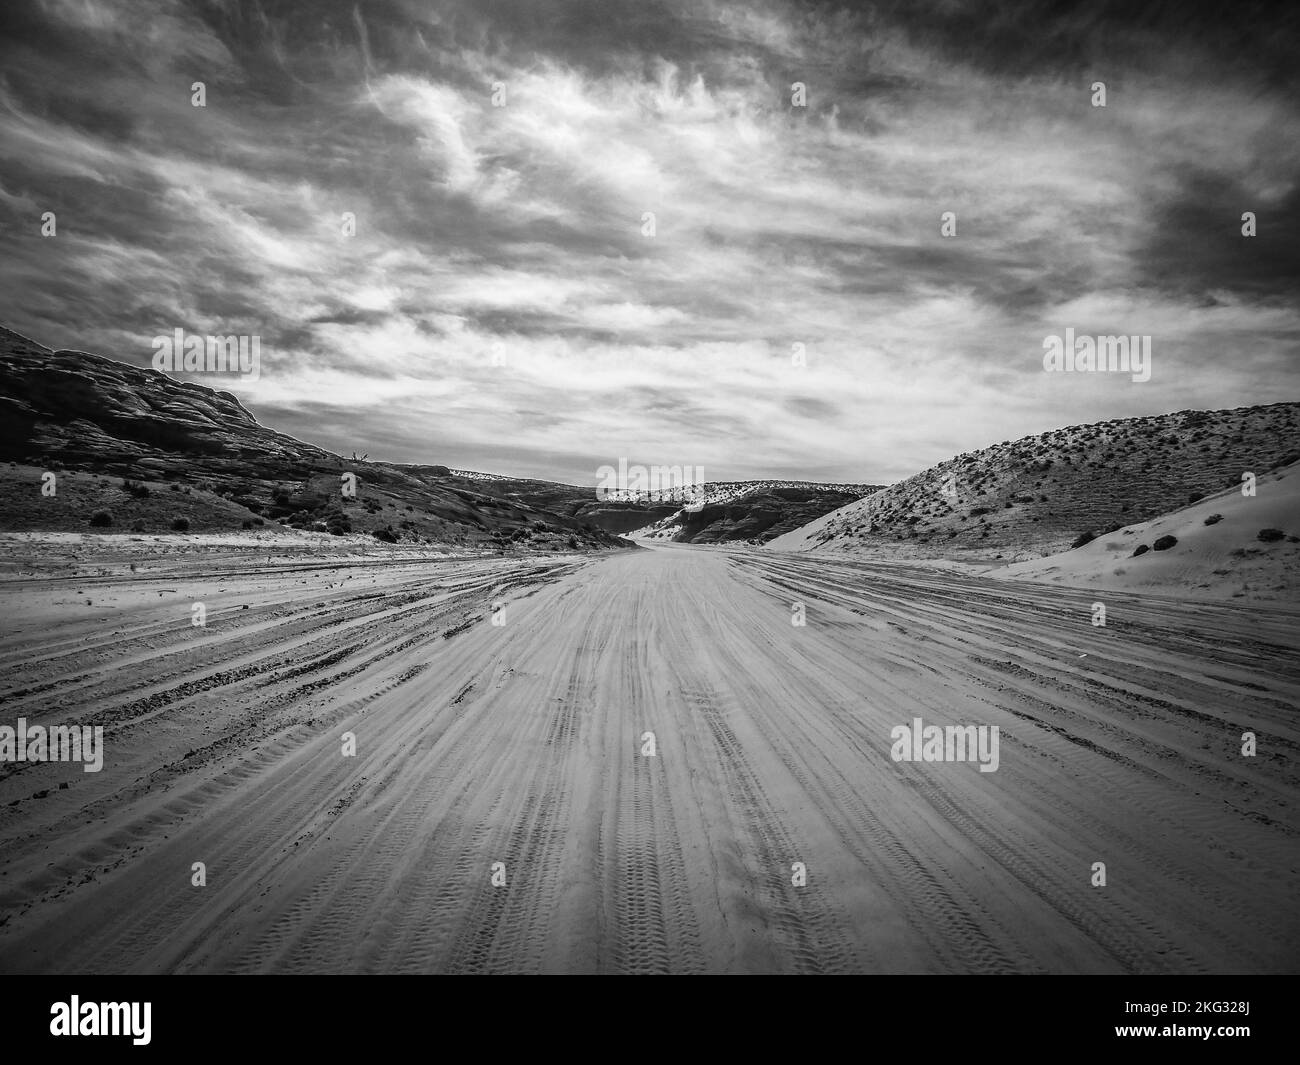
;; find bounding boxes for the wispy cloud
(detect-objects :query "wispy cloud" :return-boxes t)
[2,0,1296,484]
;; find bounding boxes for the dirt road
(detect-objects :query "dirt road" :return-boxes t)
[0,542,1295,973]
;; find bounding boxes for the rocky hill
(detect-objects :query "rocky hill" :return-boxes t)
[435,472,682,535]
[0,326,627,550]
[767,404,1300,562]
[636,482,882,544]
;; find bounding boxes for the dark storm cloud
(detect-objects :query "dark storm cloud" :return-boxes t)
[1135,174,1300,302]
[833,0,1300,90]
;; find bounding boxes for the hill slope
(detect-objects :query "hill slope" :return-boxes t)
[767,404,1300,562]
[0,327,626,549]
[634,481,882,544]
[987,462,1300,602]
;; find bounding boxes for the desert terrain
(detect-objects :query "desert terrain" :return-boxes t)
[1,534,1295,973]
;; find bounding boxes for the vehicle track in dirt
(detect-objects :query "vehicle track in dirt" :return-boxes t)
[0,543,1295,973]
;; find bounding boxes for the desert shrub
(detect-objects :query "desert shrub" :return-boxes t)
[1203,514,1222,526]
[1071,530,1098,549]
[970,506,992,517]
[121,478,151,498]
[171,517,190,531]
[241,519,256,530]
[170,484,181,492]
[373,527,398,543]
[1257,528,1286,543]
[89,510,113,527]
[567,535,579,549]
[1132,544,1150,556]
[1153,534,1177,551]
[130,519,146,532]
[1187,490,1205,504]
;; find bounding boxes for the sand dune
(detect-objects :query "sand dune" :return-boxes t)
[0,541,1295,973]
[989,462,1300,601]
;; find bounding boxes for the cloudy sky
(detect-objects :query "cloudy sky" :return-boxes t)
[2,0,1298,485]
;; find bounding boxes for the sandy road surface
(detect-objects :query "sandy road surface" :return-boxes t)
[0,542,1296,973]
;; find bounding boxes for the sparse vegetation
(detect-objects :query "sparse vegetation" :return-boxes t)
[777,403,1300,559]
[1257,528,1286,543]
